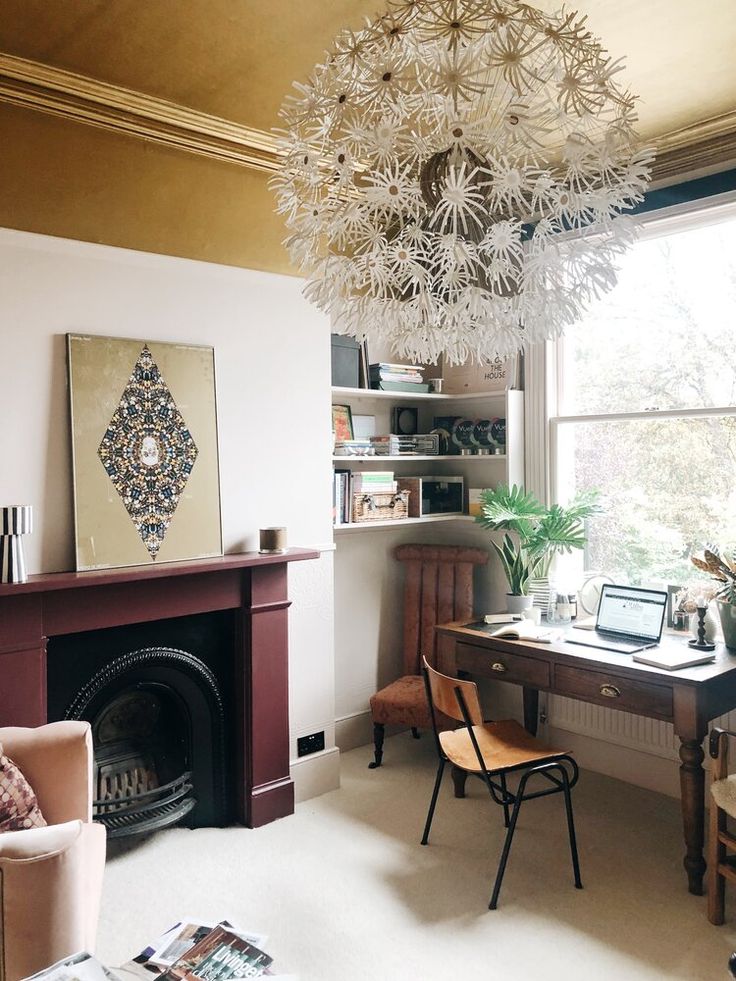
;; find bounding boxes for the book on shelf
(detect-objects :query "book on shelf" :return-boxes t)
[372,380,431,393]
[334,468,351,525]
[351,470,395,483]
[489,621,553,642]
[370,434,440,456]
[369,362,423,373]
[632,647,716,670]
[369,370,425,384]
[352,471,396,495]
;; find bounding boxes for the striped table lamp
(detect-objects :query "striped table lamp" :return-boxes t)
[0,506,33,583]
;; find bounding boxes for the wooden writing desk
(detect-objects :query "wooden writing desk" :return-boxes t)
[436,619,736,895]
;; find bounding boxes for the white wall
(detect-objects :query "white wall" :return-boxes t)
[0,227,339,801]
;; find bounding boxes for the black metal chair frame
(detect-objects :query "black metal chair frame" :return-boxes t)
[421,666,583,910]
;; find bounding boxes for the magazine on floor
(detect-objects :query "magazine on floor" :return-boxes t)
[160,926,272,980]
[23,920,295,981]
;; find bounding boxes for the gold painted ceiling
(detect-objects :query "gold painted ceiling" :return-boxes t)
[3,0,736,143]
[1,1,735,273]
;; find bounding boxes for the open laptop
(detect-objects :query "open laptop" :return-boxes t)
[566,584,668,654]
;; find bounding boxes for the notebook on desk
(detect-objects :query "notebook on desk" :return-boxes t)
[566,584,668,654]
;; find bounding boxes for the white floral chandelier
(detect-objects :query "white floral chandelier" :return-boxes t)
[272,0,654,364]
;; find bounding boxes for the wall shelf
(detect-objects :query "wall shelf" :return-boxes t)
[331,386,524,535]
[333,514,475,533]
[332,454,506,462]
[332,386,509,402]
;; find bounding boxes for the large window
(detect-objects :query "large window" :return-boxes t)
[551,199,736,586]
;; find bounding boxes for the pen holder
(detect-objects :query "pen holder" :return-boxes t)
[688,606,716,652]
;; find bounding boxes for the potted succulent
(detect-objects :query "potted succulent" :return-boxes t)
[475,484,599,614]
[691,547,736,649]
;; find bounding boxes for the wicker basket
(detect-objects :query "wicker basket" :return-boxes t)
[352,490,410,523]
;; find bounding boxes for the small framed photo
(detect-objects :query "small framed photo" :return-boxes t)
[332,403,354,441]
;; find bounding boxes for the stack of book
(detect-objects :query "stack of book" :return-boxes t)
[333,470,397,525]
[370,434,440,456]
[352,471,396,494]
[369,362,430,393]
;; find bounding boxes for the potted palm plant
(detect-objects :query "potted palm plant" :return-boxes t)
[475,484,599,614]
[691,548,736,649]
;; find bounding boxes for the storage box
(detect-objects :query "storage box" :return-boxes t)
[331,334,361,388]
[468,488,490,517]
[397,476,464,517]
[442,357,513,394]
[352,490,410,523]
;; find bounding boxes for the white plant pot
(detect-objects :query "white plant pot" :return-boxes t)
[506,594,534,615]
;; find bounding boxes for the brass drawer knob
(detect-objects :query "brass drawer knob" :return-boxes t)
[600,683,621,699]
[491,662,507,673]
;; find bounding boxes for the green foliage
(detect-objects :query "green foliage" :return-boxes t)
[562,227,736,588]
[476,484,600,595]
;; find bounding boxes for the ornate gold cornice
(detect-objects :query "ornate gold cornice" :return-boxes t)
[1,52,736,184]
[0,53,282,172]
[651,111,736,185]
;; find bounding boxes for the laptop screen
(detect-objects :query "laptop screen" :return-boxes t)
[596,585,668,642]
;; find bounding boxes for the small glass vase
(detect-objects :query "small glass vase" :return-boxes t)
[547,584,573,625]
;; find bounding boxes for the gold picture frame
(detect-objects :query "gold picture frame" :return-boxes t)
[67,333,223,571]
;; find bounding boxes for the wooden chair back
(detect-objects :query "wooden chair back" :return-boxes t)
[423,658,483,727]
[395,544,487,676]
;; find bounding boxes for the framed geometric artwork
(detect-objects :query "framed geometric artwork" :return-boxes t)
[66,334,223,571]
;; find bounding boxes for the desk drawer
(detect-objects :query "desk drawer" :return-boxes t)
[554,665,673,720]
[456,643,550,689]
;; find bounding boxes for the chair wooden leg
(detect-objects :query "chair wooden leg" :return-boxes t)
[560,765,583,890]
[411,727,420,739]
[708,794,727,924]
[421,759,446,845]
[368,723,385,769]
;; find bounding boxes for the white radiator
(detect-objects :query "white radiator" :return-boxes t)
[545,695,736,761]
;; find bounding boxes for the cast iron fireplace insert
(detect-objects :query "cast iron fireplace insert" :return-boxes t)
[47,613,233,836]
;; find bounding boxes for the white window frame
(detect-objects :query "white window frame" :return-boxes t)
[523,189,736,510]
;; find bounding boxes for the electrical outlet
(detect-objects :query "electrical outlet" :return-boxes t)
[297,731,325,757]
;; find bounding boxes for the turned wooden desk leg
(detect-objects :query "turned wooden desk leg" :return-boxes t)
[452,766,467,798]
[523,687,539,736]
[679,737,707,895]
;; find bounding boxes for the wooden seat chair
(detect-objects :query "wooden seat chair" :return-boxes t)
[368,543,487,769]
[707,727,736,924]
[421,657,582,910]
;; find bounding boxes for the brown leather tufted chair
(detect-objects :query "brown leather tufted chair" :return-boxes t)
[368,543,488,769]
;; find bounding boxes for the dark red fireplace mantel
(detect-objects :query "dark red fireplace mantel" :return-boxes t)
[0,548,319,827]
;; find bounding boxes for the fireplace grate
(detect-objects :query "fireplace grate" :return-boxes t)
[94,772,196,838]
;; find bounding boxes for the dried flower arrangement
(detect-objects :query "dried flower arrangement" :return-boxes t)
[675,581,720,615]
[690,548,736,606]
[690,546,736,649]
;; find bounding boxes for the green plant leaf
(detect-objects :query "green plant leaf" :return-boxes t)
[477,485,600,596]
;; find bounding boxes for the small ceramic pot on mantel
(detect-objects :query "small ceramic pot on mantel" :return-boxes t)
[506,593,534,615]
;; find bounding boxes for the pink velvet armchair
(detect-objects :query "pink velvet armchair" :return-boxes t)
[0,721,106,981]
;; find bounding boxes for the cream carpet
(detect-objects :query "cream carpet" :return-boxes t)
[98,734,736,980]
